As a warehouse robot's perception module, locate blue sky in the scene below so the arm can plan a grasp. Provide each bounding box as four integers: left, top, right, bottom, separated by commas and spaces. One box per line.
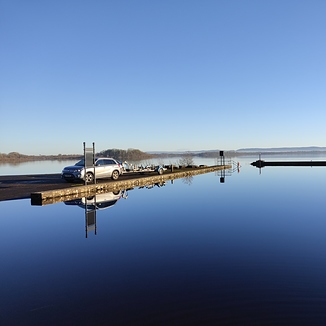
1, 0, 325, 155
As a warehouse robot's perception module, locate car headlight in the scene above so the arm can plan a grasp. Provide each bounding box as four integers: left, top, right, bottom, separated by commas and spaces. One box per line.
69, 168, 82, 172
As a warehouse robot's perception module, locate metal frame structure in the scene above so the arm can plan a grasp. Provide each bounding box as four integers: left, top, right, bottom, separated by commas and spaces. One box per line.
83, 142, 96, 185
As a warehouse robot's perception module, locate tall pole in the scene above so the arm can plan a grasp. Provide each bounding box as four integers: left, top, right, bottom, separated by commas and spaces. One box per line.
83, 142, 86, 185
93, 142, 96, 184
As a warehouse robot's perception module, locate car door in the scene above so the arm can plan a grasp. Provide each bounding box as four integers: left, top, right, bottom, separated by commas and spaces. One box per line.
95, 159, 107, 178
103, 159, 115, 178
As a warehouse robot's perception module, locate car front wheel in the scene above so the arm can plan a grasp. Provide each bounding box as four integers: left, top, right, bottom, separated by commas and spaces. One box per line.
85, 172, 94, 183
111, 170, 119, 180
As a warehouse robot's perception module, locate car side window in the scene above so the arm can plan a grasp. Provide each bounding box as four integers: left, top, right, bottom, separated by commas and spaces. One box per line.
105, 160, 115, 165
96, 160, 104, 166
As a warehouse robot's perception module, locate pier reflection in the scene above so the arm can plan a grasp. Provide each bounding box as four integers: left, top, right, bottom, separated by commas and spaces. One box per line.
215, 159, 241, 183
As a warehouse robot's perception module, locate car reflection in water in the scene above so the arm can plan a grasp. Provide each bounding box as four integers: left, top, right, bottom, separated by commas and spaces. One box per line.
64, 190, 128, 211
64, 190, 128, 238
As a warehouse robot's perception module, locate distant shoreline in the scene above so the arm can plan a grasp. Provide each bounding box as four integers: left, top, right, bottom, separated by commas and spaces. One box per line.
0, 154, 82, 164
1, 149, 326, 164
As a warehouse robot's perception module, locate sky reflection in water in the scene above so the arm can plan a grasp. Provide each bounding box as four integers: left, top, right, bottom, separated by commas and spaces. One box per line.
1, 157, 326, 325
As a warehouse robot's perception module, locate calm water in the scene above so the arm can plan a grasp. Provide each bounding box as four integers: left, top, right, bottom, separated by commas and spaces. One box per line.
1, 156, 326, 325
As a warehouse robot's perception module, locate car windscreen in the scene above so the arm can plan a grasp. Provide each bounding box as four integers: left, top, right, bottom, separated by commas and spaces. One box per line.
75, 160, 85, 166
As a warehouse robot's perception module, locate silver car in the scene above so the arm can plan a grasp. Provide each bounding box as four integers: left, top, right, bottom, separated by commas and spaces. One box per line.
62, 158, 122, 183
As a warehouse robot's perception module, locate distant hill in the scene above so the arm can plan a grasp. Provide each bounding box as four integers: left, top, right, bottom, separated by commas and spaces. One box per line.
235, 146, 326, 153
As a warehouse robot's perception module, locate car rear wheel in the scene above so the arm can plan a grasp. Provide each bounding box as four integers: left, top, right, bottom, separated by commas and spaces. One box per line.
111, 170, 119, 180
85, 172, 94, 183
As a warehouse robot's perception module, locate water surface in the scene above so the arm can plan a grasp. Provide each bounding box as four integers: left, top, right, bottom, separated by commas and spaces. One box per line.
1, 156, 326, 325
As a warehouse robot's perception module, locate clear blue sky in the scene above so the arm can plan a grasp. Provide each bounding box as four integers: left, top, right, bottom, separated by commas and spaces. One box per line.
1, 0, 325, 155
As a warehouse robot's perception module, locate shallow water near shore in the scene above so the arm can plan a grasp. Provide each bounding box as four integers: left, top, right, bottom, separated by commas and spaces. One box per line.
1, 155, 326, 325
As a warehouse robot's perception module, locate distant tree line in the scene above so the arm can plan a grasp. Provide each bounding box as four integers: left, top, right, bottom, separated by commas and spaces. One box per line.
98, 148, 153, 161
0, 148, 154, 163
0, 152, 81, 163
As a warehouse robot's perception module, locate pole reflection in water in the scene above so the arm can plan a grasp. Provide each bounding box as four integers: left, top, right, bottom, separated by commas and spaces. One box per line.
85, 200, 96, 238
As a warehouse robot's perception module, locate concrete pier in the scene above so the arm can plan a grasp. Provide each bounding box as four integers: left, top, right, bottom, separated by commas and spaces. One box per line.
251, 160, 326, 168
31, 165, 231, 205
